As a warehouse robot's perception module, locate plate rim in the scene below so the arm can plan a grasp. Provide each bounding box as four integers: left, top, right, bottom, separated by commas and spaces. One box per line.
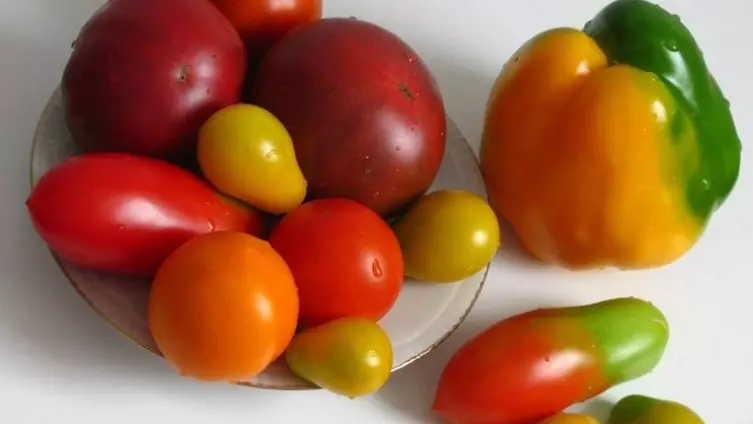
29, 85, 490, 391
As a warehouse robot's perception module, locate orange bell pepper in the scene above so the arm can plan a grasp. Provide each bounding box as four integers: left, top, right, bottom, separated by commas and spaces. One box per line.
480, 0, 741, 269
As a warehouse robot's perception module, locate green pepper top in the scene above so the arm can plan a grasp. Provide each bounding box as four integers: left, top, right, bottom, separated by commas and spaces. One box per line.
585, 0, 742, 221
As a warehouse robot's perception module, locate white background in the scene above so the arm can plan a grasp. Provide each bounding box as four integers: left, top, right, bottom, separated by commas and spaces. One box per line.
1, 0, 751, 423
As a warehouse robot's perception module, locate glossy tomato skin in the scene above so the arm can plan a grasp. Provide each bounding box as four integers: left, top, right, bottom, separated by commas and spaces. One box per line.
286, 317, 393, 398
269, 198, 404, 328
210, 0, 322, 59
149, 231, 299, 382
607, 395, 705, 424
62, 0, 246, 159
197, 104, 307, 215
253, 18, 446, 218
394, 190, 500, 283
26, 153, 265, 276
432, 298, 669, 424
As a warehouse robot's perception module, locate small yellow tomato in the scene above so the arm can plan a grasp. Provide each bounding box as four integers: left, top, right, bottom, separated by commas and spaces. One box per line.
285, 317, 393, 398
608, 395, 705, 424
541, 413, 601, 424
394, 190, 500, 282
197, 104, 307, 214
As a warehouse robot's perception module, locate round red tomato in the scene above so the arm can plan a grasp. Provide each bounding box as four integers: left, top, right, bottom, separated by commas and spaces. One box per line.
210, 0, 322, 59
269, 198, 404, 328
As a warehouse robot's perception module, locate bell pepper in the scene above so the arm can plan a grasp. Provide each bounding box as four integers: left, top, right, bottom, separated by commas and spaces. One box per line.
432, 298, 669, 424
480, 0, 741, 269
607, 395, 705, 424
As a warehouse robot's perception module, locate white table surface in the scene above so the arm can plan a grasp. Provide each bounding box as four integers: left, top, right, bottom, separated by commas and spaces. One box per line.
1, 0, 751, 423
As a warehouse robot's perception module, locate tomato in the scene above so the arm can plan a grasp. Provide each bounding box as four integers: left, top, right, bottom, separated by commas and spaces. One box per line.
148, 231, 299, 382
26, 153, 265, 276
63, 0, 246, 159
252, 17, 446, 218
394, 190, 500, 282
197, 104, 307, 215
269, 198, 404, 328
209, 0, 322, 59
286, 317, 393, 398
541, 414, 601, 424
608, 395, 705, 424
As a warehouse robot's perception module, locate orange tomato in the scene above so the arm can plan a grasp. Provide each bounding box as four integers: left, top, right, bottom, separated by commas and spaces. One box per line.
210, 0, 322, 58
148, 231, 299, 382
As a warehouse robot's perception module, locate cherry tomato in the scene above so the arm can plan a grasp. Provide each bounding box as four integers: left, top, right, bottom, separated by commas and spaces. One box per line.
608, 395, 705, 424
269, 198, 404, 328
286, 317, 393, 398
210, 0, 322, 58
148, 231, 299, 382
26, 153, 265, 276
197, 103, 307, 214
394, 190, 500, 282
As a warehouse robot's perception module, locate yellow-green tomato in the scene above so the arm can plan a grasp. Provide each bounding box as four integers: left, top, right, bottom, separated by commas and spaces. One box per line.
197, 104, 307, 215
608, 395, 704, 424
541, 413, 601, 424
285, 317, 393, 398
394, 190, 500, 282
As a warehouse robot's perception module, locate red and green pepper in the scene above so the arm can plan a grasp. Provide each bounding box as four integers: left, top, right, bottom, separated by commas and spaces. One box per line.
432, 298, 669, 424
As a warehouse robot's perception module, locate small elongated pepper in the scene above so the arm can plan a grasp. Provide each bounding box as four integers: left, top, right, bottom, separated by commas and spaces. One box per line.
432, 298, 669, 424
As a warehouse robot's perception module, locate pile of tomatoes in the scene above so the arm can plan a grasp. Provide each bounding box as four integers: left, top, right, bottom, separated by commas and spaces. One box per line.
26, 0, 501, 399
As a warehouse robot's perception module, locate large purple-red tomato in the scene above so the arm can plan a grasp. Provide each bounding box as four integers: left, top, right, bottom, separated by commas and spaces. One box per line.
252, 18, 447, 218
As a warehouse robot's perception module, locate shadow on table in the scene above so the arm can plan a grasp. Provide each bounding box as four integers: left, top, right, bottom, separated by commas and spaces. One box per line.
580, 398, 615, 422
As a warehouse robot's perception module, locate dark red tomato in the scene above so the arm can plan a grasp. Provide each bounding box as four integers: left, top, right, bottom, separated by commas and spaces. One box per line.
26, 153, 265, 276
209, 0, 322, 60
252, 18, 447, 218
62, 0, 246, 159
269, 198, 404, 328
